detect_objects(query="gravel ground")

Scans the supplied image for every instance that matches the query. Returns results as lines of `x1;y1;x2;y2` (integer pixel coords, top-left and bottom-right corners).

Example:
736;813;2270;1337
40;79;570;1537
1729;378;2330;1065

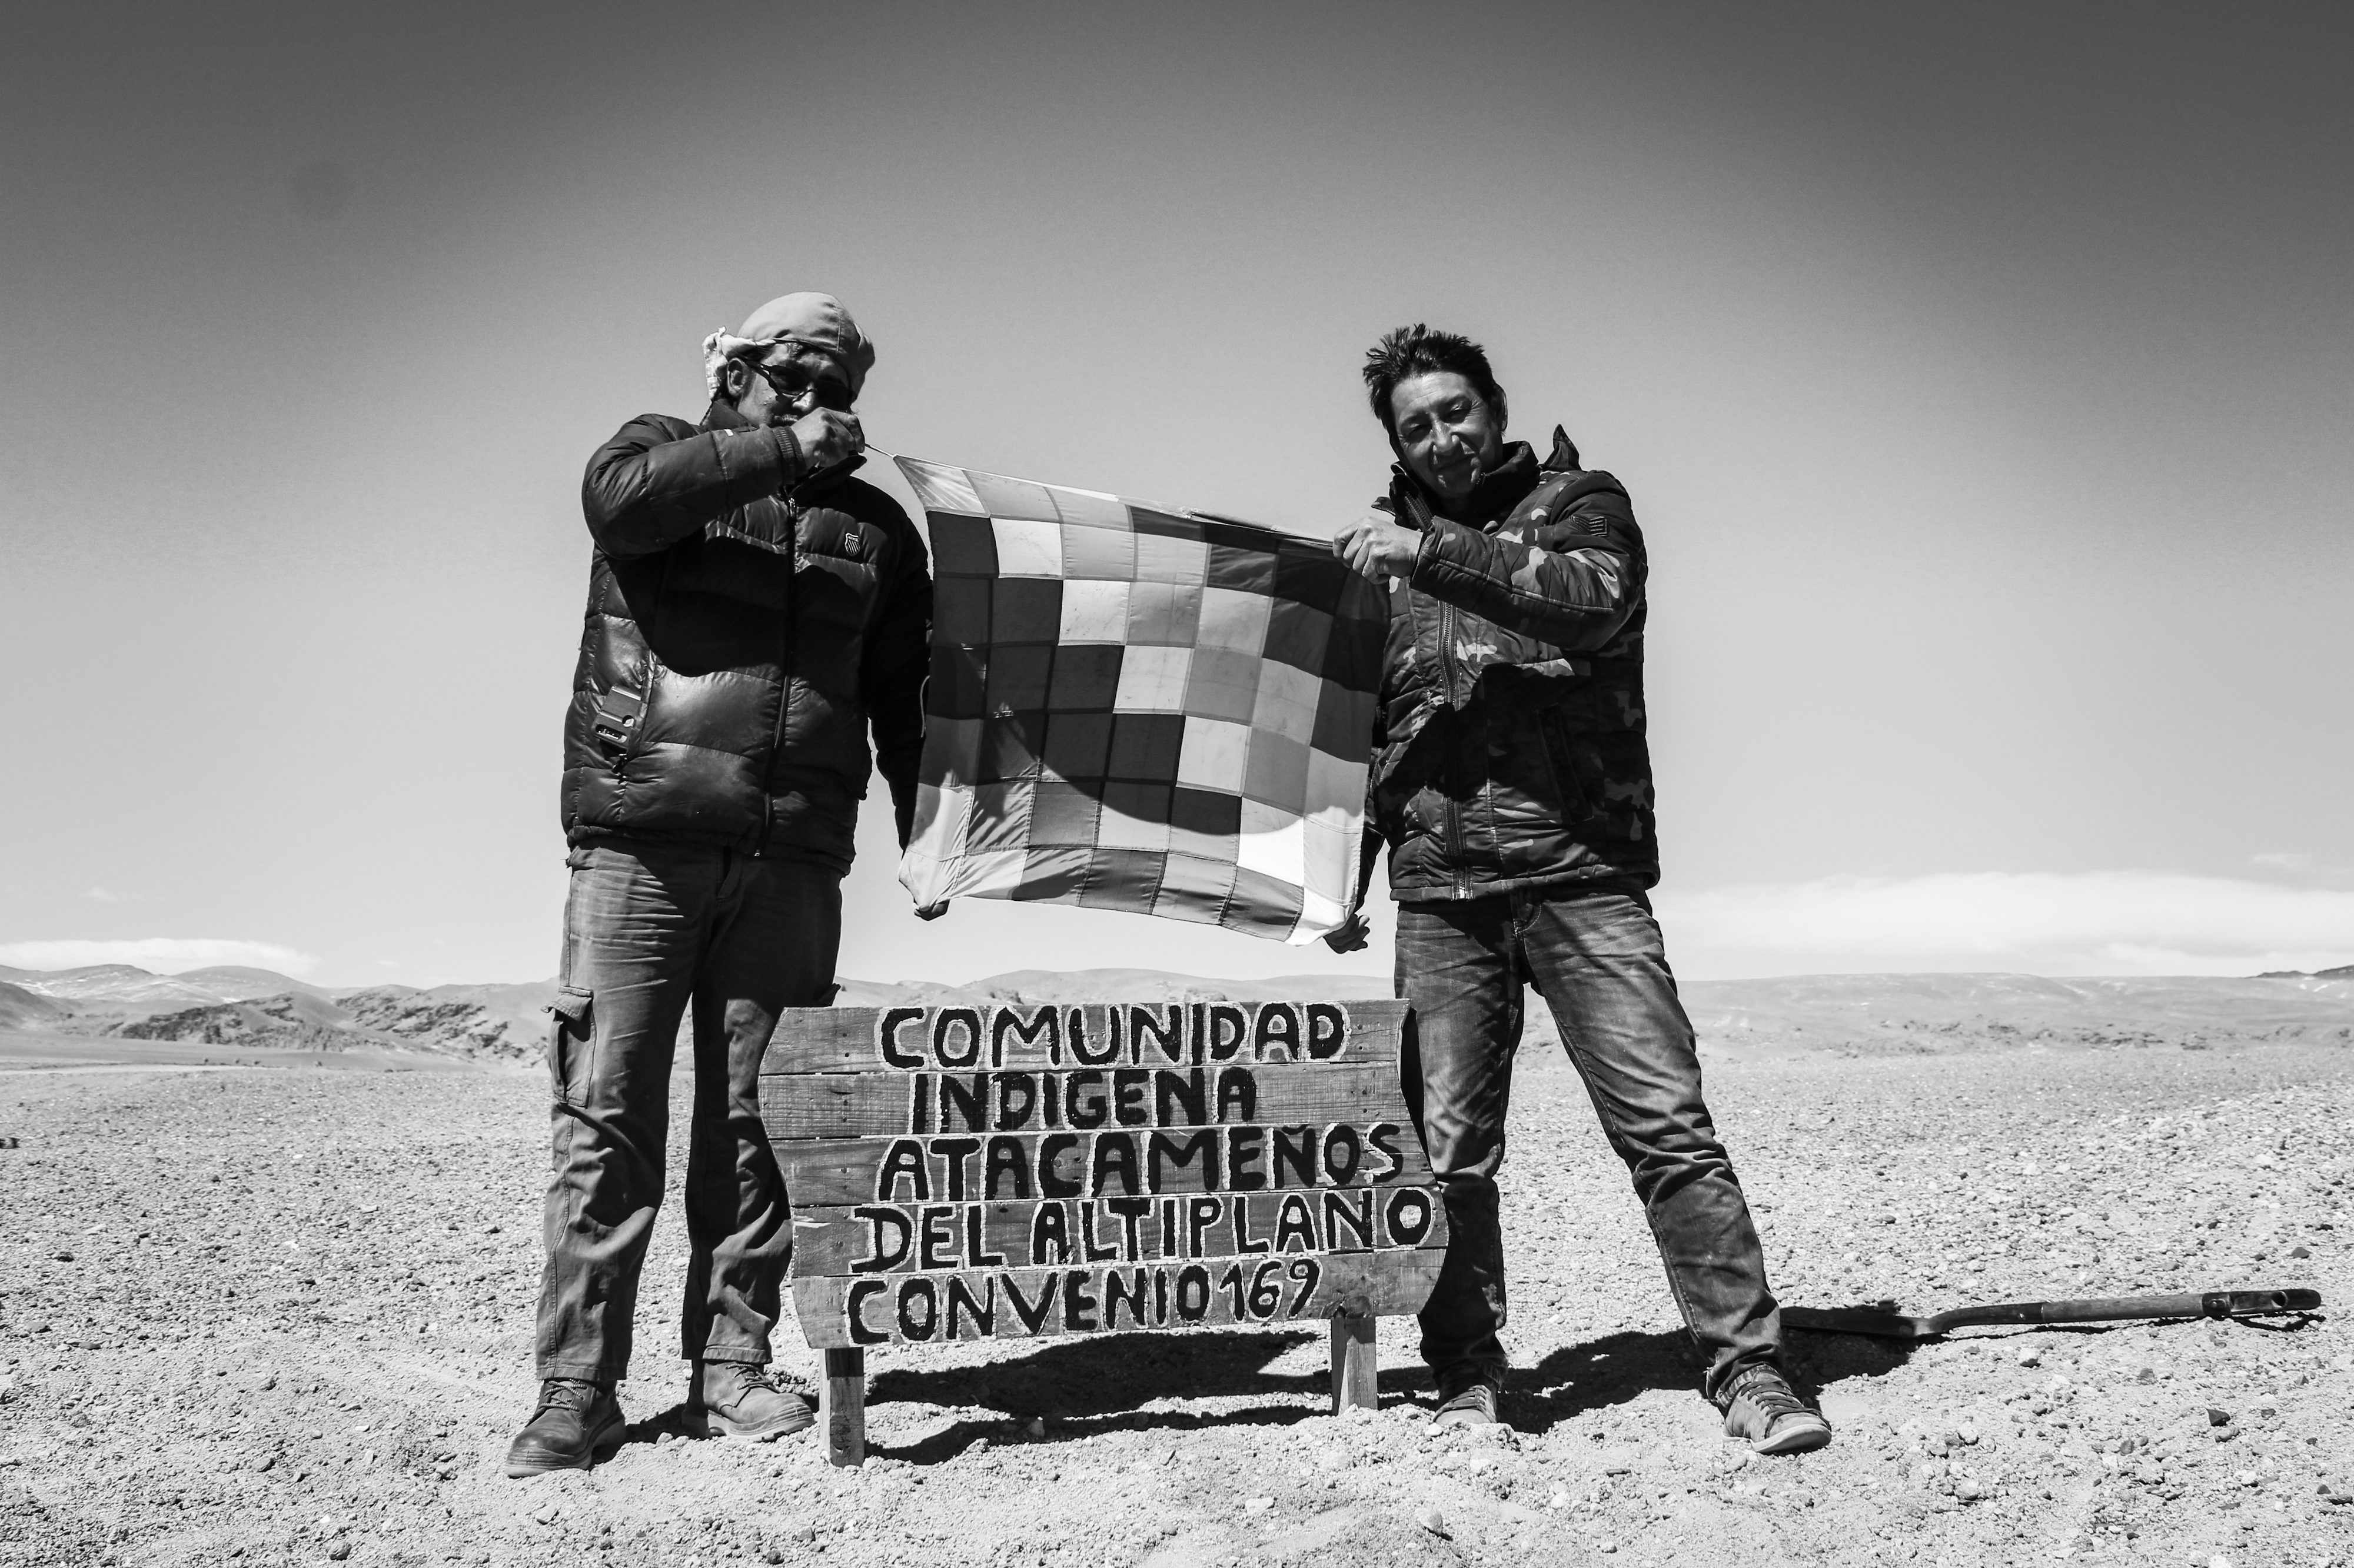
1;1036;2346;1568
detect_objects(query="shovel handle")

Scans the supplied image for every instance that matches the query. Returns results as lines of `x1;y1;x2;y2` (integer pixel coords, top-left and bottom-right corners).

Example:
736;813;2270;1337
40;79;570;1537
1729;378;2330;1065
1931;1287;2322;1333
1790;1287;2321;1340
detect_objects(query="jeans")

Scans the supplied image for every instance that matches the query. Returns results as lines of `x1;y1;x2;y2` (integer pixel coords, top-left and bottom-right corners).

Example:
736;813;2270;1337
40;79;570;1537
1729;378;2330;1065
533;837;841;1383
1395;884;1780;1402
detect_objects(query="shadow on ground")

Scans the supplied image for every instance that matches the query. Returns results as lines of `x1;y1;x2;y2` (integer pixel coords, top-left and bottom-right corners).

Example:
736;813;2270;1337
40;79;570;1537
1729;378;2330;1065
851;1302;1937;1461
1510;1300;1923;1434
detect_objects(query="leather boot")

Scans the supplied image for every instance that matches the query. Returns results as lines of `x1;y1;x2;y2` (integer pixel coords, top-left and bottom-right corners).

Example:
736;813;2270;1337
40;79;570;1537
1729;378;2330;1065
503;1379;627;1477
684;1361;815;1440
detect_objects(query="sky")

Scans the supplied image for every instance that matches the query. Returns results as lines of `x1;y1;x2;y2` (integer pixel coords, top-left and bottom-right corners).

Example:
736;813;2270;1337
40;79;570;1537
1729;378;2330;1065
2;1;2349;988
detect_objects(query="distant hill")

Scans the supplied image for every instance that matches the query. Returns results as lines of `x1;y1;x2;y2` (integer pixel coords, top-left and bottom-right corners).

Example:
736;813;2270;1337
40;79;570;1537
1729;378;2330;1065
113;991;376;1051
3;964;1392;1062
2;965;550;1064
0;963;282;1008
145;981;555;1062
0;981;69;1031
169;965;335;1000
1675;970;2354;1056
3;961;2346;1065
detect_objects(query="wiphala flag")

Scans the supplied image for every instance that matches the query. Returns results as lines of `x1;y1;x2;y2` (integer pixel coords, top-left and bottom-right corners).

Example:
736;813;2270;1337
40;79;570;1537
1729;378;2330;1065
895;457;1386;943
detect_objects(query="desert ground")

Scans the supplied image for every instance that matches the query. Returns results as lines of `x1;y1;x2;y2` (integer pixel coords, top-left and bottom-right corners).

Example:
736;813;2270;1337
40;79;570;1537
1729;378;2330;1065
1;972;2348;1568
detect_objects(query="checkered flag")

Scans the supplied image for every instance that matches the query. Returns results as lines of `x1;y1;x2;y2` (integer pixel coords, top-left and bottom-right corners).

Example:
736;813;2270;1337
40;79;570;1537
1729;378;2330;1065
895;457;1385;943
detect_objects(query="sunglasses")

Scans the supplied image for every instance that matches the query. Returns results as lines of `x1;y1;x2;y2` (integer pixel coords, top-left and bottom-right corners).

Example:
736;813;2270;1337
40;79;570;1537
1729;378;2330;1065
747;357;854;414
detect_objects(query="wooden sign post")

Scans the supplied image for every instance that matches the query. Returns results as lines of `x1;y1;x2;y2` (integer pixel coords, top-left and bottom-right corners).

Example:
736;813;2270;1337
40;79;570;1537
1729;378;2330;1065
762;998;1444;1465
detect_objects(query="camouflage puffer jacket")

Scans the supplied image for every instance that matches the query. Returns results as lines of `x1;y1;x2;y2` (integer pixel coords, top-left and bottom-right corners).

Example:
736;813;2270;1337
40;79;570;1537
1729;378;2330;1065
1367;428;1657;901
561;401;932;871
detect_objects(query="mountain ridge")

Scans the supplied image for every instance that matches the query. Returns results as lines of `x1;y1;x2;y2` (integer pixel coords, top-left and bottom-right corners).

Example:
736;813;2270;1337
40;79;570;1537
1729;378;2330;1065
2;962;2347;1064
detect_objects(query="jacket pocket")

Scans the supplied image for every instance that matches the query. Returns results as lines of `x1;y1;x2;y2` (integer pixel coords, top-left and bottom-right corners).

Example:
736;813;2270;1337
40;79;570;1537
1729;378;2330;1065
1537;708;1598;823
547;986;594;1106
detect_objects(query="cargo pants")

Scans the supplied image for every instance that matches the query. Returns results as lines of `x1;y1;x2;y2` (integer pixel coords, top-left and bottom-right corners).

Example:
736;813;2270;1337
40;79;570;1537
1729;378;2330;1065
533;837;840;1383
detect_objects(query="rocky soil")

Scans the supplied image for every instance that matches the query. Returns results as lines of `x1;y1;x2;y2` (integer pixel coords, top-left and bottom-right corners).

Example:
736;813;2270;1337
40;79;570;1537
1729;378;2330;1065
1;1033;2346;1568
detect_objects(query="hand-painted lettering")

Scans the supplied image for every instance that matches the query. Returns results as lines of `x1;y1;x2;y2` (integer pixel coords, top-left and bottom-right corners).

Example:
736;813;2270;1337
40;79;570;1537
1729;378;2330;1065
1112;1068;1150;1127
992;1006;1058;1066
1324;1189;1373;1250
966;1203;1007;1267
1322;1123;1362;1186
1130;1004;1183;1064
847;1279;889;1345
1066;1071;1108;1130
879;1008;925;1070
1305;1004;1348;1059
933;1008;983;1068
794;998;1423;1351
1385;1186;1434;1246
1030;1203;1069;1266
1080;1200;1121;1263
877;1139;929;1201
1226;1125;1265;1190
852;1206;912;1273
919;1205;957;1270
1067;1006;1117;1067
897;1277;938;1340
1252;1005;1299;1060
1039;1133;1082;1198
1229;1194;1271;1255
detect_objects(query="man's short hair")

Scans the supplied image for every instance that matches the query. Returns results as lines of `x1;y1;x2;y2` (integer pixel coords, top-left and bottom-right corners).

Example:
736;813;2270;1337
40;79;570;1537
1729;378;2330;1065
1362;324;1506;437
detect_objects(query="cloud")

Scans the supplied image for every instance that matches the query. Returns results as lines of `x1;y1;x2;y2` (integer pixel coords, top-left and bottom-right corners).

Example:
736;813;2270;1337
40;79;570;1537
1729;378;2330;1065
1654;871;2354;978
82;886;144;904
2247;851;2354;890
0;938;320;976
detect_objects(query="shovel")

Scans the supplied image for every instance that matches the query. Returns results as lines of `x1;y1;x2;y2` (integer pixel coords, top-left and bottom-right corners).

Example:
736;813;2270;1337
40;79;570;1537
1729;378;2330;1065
1784;1286;2322;1340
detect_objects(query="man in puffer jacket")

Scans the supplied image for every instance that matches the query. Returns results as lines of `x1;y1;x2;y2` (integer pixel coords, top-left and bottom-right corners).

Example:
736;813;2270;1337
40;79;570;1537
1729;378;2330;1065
506;292;933;1477
1330;324;1828;1454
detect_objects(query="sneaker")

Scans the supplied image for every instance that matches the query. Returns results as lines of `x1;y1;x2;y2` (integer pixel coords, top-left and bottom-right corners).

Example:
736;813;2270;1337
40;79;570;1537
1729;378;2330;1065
1432;1363;1502;1429
503;1379;626;1477
1718;1364;1832;1455
684;1361;816;1441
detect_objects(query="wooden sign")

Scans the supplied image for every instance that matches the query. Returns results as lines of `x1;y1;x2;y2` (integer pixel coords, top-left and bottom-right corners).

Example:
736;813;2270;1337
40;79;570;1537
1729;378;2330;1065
762;999;1444;1462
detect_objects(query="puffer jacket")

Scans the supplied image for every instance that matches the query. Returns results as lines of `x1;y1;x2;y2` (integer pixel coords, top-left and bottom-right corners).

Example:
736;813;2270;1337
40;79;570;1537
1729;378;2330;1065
1367;427;1656;901
560;401;932;871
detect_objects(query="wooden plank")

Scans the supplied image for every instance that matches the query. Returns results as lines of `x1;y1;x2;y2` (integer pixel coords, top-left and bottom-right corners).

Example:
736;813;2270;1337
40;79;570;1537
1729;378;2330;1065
822;1347;864;1468
1329;1314;1378;1413
760;1061;1405;1142
764;1000;1408;1075
787;1188;1449;1279
788;1249;1443;1350
774;1121;1431;1209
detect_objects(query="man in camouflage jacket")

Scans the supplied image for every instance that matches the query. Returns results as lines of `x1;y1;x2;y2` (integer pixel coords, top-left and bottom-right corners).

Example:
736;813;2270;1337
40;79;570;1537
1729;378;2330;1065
1330;325;1829;1454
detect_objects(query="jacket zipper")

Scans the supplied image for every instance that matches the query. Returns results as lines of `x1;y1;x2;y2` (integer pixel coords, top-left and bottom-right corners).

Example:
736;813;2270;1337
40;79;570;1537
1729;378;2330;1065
1404;480;1472;900
1436;597;1470;898
755;495;800;855
1398;458;1587;900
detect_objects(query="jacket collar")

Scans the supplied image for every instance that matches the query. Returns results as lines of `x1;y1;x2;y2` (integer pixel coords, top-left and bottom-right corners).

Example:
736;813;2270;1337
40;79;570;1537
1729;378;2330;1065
1391;441;1542;528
